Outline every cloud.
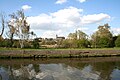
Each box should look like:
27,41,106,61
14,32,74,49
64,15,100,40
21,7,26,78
21,5,32,11
27,6,83,31
42,30,62,38
77,27,89,31
77,0,86,3
27,6,111,38
55,0,67,4
111,28,120,35
81,13,110,24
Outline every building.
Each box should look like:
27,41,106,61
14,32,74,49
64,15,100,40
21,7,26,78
56,35,65,40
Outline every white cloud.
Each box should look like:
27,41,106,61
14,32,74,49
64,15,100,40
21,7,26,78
55,0,67,4
51,6,83,27
77,27,89,31
77,0,86,3
42,30,62,38
27,6,83,31
111,28,120,35
27,6,111,38
22,5,32,11
81,13,110,24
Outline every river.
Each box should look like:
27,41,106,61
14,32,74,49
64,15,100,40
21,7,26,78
0,57,120,80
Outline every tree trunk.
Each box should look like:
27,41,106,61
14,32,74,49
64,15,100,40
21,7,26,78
10,33,14,47
0,14,5,37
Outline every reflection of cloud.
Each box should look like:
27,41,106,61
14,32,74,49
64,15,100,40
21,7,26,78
0,63,102,80
81,65,100,79
11,64,100,80
110,69,120,80
0,67,9,80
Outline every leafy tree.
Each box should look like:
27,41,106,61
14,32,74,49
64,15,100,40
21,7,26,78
91,23,113,48
62,39,77,48
61,39,70,48
68,32,77,40
112,36,118,47
77,30,89,48
66,30,89,48
98,37,110,48
77,30,88,40
115,35,120,47
77,39,90,48
91,32,100,48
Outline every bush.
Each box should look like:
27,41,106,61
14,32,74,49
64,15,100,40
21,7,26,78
0,39,12,47
115,35,120,47
32,38,40,49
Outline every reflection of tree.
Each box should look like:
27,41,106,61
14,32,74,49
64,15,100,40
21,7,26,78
67,60,120,80
0,67,9,80
8,66,15,80
115,62,120,70
0,75,2,80
91,62,115,80
75,63,89,70
33,64,39,73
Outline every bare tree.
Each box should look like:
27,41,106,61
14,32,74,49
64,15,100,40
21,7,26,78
0,12,5,40
8,10,30,48
7,13,17,46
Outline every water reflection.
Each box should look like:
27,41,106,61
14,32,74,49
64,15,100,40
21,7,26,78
0,57,120,80
110,69,120,80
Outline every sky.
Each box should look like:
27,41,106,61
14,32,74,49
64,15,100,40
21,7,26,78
0,0,120,38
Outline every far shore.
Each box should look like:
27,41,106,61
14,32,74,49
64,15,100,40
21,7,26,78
0,48,120,59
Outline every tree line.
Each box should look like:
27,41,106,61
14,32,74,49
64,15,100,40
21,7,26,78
0,10,120,49
64,23,120,48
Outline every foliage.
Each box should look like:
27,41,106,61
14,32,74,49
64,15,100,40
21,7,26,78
112,36,118,47
115,35,120,47
98,37,110,48
62,39,77,48
32,38,40,49
77,39,90,48
12,40,20,48
91,23,113,48
68,33,77,40
0,39,12,47
62,30,89,48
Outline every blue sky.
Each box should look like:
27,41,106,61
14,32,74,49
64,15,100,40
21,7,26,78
0,0,120,38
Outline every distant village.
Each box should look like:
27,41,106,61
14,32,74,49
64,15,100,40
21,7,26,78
34,35,66,48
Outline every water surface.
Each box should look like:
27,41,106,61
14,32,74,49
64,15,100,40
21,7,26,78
0,57,120,80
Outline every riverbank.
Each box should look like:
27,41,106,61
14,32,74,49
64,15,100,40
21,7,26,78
0,48,120,59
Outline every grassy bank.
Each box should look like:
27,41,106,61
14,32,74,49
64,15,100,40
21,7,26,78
0,48,120,59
